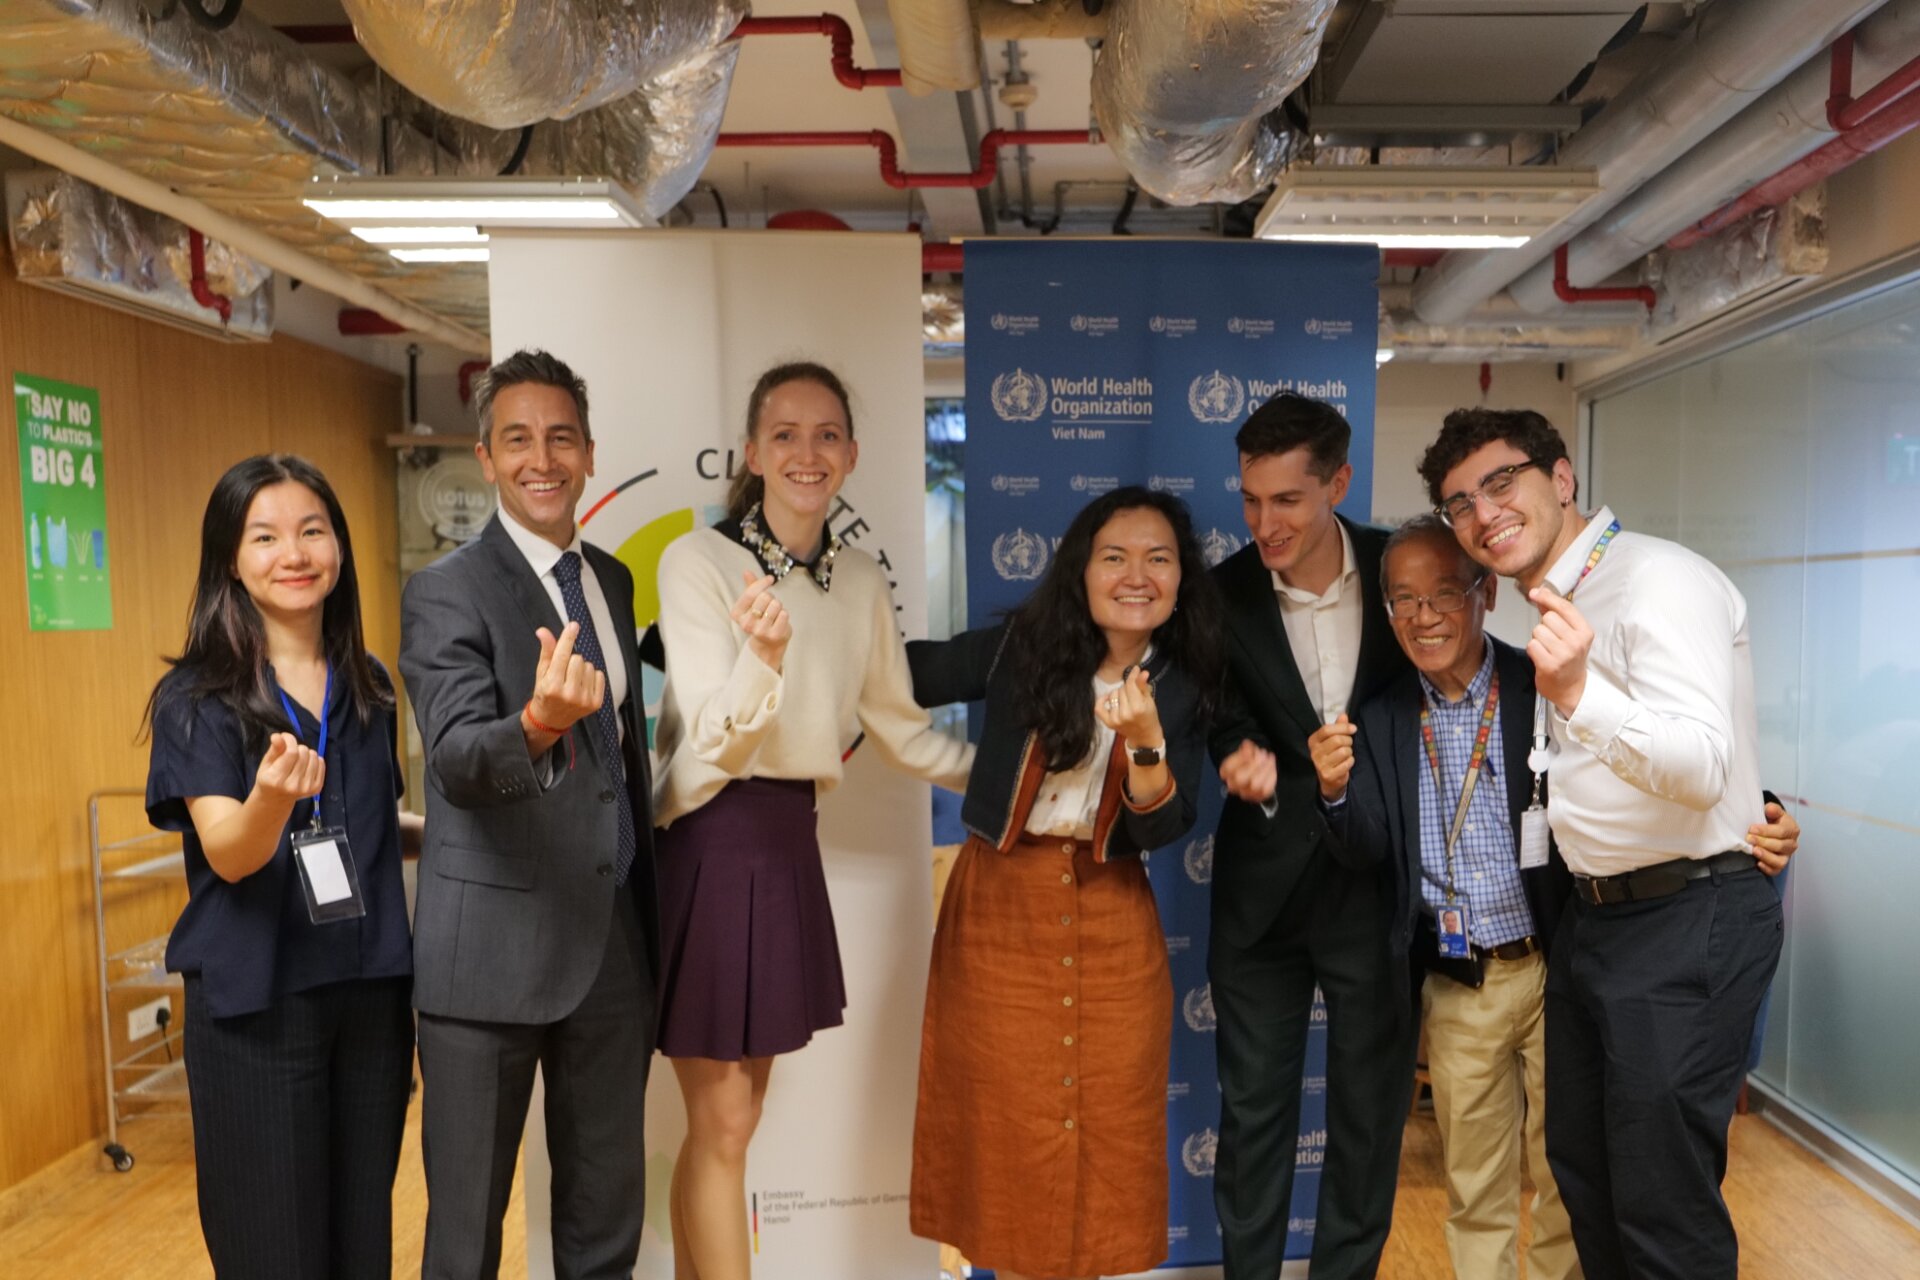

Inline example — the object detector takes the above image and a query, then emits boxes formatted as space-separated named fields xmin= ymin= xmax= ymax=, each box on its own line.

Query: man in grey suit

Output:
xmin=401 ymin=349 xmax=659 ymax=1280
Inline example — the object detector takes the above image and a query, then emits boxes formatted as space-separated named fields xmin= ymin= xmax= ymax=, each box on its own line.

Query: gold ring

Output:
xmin=752 ymin=607 xmax=766 ymax=618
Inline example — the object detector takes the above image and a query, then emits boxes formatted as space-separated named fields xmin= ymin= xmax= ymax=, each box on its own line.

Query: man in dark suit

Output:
xmin=1315 ymin=515 xmax=1579 ymax=1280
xmin=400 ymin=349 xmax=658 ymax=1280
xmin=1208 ymin=393 xmax=1413 ymax=1279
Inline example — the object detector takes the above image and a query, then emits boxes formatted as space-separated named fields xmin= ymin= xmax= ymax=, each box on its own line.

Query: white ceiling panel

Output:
xmin=1334 ymin=15 xmax=1631 ymax=104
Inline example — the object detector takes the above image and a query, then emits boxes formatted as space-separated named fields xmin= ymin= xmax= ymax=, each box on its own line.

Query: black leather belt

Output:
xmin=1572 ymin=850 xmax=1756 ymax=906
xmin=1481 ymin=935 xmax=1541 ymax=962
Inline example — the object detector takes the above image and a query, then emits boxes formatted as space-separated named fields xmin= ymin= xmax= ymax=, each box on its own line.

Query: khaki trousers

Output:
xmin=1422 ymin=949 xmax=1581 ymax=1280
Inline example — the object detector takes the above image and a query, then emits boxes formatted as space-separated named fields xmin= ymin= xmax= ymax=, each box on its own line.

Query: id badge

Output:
xmin=1436 ymin=902 xmax=1473 ymax=959
xmin=292 ymin=826 xmax=366 ymax=924
xmin=1519 ymin=805 xmax=1552 ymax=869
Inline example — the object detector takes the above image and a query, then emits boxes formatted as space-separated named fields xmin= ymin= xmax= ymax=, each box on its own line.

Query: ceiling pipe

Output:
xmin=1508 ymin=0 xmax=1920 ymax=315
xmin=1827 ymin=30 xmax=1920 ymax=128
xmin=974 ymin=0 xmax=1106 ymax=40
xmin=714 ymin=127 xmax=1096 ymax=189
xmin=187 ymin=230 xmax=234 ymax=325
xmin=730 ymin=16 xmax=902 ymax=89
xmin=1668 ymin=75 xmax=1920 ymax=251
xmin=0 ymin=111 xmax=490 ymax=355
xmin=923 ymin=243 xmax=965 ymax=273
xmin=888 ymin=0 xmax=982 ymax=93
xmin=1552 ymin=244 xmax=1655 ymax=311
xmin=1412 ymin=0 xmax=1888 ymax=325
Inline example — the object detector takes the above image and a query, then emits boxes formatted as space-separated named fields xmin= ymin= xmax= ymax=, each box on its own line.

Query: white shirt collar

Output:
xmin=1541 ymin=505 xmax=1619 ymax=597
xmin=497 ymin=508 xmax=584 ymax=580
xmin=1271 ymin=518 xmax=1358 ymax=606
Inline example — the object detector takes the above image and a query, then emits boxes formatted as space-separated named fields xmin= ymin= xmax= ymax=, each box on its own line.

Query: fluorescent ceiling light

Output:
xmin=1376 ymin=349 xmax=1395 ymax=365
xmin=1254 ymin=166 xmax=1600 ymax=251
xmin=390 ymin=247 xmax=492 ymax=264
xmin=350 ymin=225 xmax=489 ymax=245
xmin=303 ymin=177 xmax=649 ymax=231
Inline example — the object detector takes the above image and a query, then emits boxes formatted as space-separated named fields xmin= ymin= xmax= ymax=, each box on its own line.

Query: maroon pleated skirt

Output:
xmin=653 ymin=777 xmax=847 ymax=1060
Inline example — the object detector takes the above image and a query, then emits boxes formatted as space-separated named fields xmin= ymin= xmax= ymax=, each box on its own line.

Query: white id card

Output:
xmin=292 ymin=827 xmax=367 ymax=923
xmin=1519 ymin=806 xmax=1552 ymax=869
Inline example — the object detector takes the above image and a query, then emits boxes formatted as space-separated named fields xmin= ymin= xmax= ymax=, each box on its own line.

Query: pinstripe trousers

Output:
xmin=182 ymin=974 xmax=414 ymax=1279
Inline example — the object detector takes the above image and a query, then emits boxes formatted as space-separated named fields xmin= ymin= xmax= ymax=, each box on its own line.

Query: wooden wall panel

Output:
xmin=0 ymin=259 xmax=403 ymax=1190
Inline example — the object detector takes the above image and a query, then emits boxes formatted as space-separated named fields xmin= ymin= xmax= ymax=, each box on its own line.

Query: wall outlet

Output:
xmin=126 ymin=995 xmax=171 ymax=1042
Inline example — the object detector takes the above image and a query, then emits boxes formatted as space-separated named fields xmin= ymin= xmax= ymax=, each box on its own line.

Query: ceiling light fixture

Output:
xmin=1253 ymin=167 xmax=1600 ymax=251
xmin=304 ymin=177 xmax=649 ymax=232
xmin=349 ymin=226 xmax=490 ymax=245
xmin=389 ymin=247 xmax=492 ymax=264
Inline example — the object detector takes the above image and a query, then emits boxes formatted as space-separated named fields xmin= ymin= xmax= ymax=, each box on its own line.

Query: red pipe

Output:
xmin=922 ymin=243 xmax=965 ymax=274
xmin=715 ymin=127 xmax=1095 ymax=190
xmin=1671 ymin=63 xmax=1920 ymax=250
xmin=1825 ymin=31 xmax=1920 ymax=132
xmin=338 ymin=308 xmax=408 ymax=336
xmin=1382 ymin=248 xmax=1446 ymax=268
xmin=1553 ymin=243 xmax=1656 ymax=311
xmin=730 ymin=15 xmax=902 ymax=90
xmin=188 ymin=230 xmax=233 ymax=324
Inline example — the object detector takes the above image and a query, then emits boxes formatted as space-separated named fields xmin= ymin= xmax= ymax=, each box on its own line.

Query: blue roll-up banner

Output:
xmin=963 ymin=240 xmax=1378 ymax=1268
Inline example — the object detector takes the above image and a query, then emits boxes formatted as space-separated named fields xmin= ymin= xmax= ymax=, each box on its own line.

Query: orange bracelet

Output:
xmin=522 ymin=702 xmax=565 ymax=737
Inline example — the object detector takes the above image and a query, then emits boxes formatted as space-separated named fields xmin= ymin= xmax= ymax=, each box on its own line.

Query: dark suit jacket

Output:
xmin=400 ymin=515 xmax=659 ymax=1024
xmin=1206 ymin=517 xmax=1407 ymax=948
xmin=1326 ymin=636 xmax=1574 ymax=964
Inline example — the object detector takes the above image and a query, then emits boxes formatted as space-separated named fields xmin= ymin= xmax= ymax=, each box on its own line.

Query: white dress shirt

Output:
xmin=1273 ymin=519 xmax=1363 ymax=723
xmin=1024 ymin=662 xmax=1145 ymax=840
xmin=498 ymin=509 xmax=629 ymax=742
xmin=1540 ymin=506 xmax=1764 ymax=876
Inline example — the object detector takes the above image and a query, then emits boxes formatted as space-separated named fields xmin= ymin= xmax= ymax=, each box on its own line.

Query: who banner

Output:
xmin=15 ymin=373 xmax=109 ymax=631
xmin=963 ymin=240 xmax=1378 ymax=1268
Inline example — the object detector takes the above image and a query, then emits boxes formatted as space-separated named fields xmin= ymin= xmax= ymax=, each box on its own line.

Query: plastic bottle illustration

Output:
xmin=28 ymin=514 xmax=40 ymax=570
xmin=47 ymin=515 xmax=68 ymax=568
xmin=94 ymin=527 xmax=106 ymax=569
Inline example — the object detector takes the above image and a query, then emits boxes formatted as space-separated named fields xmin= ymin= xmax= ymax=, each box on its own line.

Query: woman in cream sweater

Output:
xmin=650 ymin=361 xmax=972 ymax=1280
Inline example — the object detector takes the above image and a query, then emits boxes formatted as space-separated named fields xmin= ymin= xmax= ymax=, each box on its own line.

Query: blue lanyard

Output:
xmin=276 ymin=664 xmax=332 ymax=829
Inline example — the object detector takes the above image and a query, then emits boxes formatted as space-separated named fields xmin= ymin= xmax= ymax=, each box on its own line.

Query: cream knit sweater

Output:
xmin=652 ymin=526 xmax=974 ymax=828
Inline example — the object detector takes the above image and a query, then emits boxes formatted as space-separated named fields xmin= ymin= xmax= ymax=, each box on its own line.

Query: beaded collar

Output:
xmin=738 ymin=502 xmax=841 ymax=592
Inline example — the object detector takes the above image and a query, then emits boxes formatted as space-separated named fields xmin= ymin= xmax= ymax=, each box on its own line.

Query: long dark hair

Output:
xmin=1004 ymin=487 xmax=1225 ymax=770
xmin=142 ymin=454 xmax=390 ymax=748
xmin=724 ymin=361 xmax=856 ymax=521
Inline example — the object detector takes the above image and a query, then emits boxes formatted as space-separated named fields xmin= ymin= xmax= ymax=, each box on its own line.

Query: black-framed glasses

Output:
xmin=1385 ymin=587 xmax=1480 ymax=620
xmin=1435 ymin=461 xmax=1547 ymax=527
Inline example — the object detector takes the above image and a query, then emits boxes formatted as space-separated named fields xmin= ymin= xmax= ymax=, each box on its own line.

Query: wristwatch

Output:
xmin=1130 ymin=743 xmax=1164 ymax=767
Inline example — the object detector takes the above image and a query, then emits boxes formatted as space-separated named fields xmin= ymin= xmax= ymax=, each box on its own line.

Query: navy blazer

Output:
xmin=907 ymin=624 xmax=1205 ymax=862
xmin=1326 ymin=635 xmax=1573 ymax=962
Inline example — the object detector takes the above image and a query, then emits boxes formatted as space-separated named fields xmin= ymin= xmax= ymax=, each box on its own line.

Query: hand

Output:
xmin=1747 ymin=801 xmax=1800 ymax=876
xmin=1095 ymin=666 xmax=1163 ymax=748
xmin=731 ymin=571 xmax=792 ymax=672
xmin=1218 ymin=739 xmax=1278 ymax=803
xmin=529 ymin=621 xmax=605 ymax=732
xmin=254 ymin=731 xmax=324 ymax=803
xmin=1527 ymin=587 xmax=1593 ymax=717
xmin=1308 ymin=714 xmax=1357 ymax=801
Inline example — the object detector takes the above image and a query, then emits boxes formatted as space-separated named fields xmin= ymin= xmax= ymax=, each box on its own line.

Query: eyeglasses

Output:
xmin=1385 ymin=586 xmax=1481 ymax=620
xmin=1435 ymin=461 xmax=1547 ymax=527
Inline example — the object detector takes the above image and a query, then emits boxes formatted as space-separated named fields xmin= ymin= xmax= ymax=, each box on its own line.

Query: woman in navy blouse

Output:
xmin=144 ymin=454 xmax=416 ymax=1278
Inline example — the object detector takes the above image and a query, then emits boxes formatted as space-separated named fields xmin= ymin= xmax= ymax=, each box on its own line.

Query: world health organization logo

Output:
xmin=1070 ymin=474 xmax=1088 ymax=491
xmin=1183 ymin=984 xmax=1217 ymax=1033
xmin=1069 ymin=314 xmax=1087 ymax=331
xmin=991 ymin=528 xmax=1050 ymax=581
xmin=990 ymin=368 xmax=1047 ymax=422
xmin=1305 ymin=317 xmax=1322 ymax=335
xmin=991 ymin=312 xmax=1009 ymax=330
xmin=1188 ymin=370 xmax=1245 ymax=424
xmin=1183 ymin=834 xmax=1215 ymax=884
xmin=1149 ymin=315 xmax=1166 ymax=332
xmin=1182 ymin=1128 xmax=1219 ymax=1176
xmin=1201 ymin=528 xmax=1244 ymax=567
xmin=1227 ymin=317 xmax=1245 ymax=334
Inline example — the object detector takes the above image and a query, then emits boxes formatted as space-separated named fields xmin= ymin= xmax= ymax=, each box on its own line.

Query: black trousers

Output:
xmin=1545 ymin=865 xmax=1783 ymax=1280
xmin=1210 ymin=851 xmax=1416 ymax=1280
xmin=417 ymin=886 xmax=655 ymax=1280
xmin=182 ymin=974 xmax=415 ymax=1280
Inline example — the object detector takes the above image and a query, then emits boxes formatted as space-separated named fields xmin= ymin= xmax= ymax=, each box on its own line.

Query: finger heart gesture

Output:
xmin=1095 ymin=666 xmax=1162 ymax=747
xmin=732 ymin=570 xmax=792 ymax=671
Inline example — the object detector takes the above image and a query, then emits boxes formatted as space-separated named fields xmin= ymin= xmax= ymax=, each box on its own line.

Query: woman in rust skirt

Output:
xmin=906 ymin=487 xmax=1227 ymax=1279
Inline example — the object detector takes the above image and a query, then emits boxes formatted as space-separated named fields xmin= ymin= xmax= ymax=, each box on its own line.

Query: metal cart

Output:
xmin=89 ymin=788 xmax=190 ymax=1172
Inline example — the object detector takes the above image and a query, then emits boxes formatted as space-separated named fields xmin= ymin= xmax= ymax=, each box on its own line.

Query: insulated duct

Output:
xmin=1410 ymin=0 xmax=1888 ymax=324
xmin=340 ymin=0 xmax=744 ymax=130
xmin=888 ymin=0 xmax=982 ymax=93
xmin=1648 ymin=186 xmax=1828 ymax=337
xmin=1090 ymin=0 xmax=1337 ymax=206
xmin=1509 ymin=0 xmax=1920 ymax=314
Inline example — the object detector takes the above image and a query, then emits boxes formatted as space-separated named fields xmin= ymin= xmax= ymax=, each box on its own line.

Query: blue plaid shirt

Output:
xmin=1417 ymin=647 xmax=1536 ymax=948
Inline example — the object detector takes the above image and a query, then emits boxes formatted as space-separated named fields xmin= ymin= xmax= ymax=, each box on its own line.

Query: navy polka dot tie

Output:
xmin=553 ymin=551 xmax=636 ymax=886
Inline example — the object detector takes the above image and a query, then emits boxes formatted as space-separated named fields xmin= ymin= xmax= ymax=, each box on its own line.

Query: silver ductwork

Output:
xmin=1090 ymin=0 xmax=1337 ymax=206
xmin=340 ymin=0 xmax=744 ymax=130
xmin=1508 ymin=0 xmax=1920 ymax=314
xmin=1411 ymin=0 xmax=1888 ymax=324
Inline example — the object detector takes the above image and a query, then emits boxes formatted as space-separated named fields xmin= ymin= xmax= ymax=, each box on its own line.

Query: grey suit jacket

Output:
xmin=400 ymin=514 xmax=659 ymax=1024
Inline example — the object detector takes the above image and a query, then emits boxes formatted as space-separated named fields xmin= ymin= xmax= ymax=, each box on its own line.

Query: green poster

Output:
xmin=15 ymin=373 xmax=111 ymax=631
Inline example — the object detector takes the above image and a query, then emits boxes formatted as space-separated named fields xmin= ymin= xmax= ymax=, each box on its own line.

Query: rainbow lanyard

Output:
xmin=1527 ymin=517 xmax=1623 ymax=801
xmin=1572 ymin=520 xmax=1622 ymax=595
xmin=1420 ymin=667 xmax=1500 ymax=904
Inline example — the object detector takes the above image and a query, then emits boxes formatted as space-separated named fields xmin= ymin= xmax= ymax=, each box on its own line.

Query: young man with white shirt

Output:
xmin=400 ymin=349 xmax=659 ymax=1279
xmin=1209 ymin=393 xmax=1415 ymax=1279
xmin=1418 ymin=407 xmax=1784 ymax=1280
